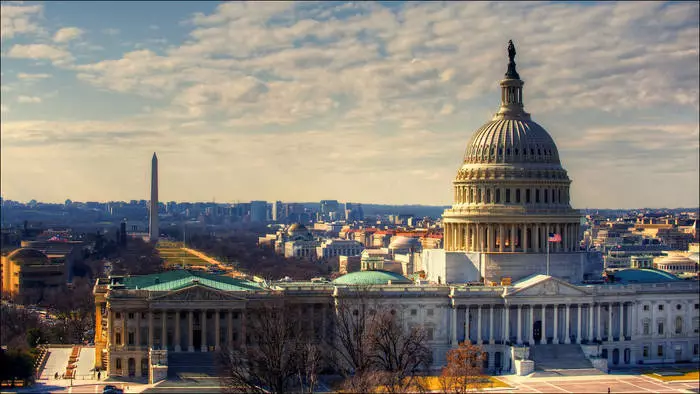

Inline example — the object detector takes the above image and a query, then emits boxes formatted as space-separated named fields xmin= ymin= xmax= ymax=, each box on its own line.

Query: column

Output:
xmin=619 ymin=302 xmax=625 ymax=341
xmin=175 ymin=311 xmax=181 ymax=351
xmin=240 ymin=310 xmax=247 ymax=350
xmin=534 ymin=224 xmax=540 ymax=252
xmin=487 ymin=226 xmax=493 ymax=252
xmin=504 ymin=306 xmax=510 ymax=343
xmin=553 ymin=305 xmax=559 ymax=344
xmin=523 ymin=224 xmax=528 ymax=253
xmin=188 ymin=310 xmax=194 ymax=352
xmin=528 ymin=306 xmax=534 ymax=344
xmin=541 ymin=305 xmax=547 ymax=344
xmin=451 ymin=307 xmax=457 ymax=345
xmin=607 ymin=302 xmax=613 ymax=342
xmin=596 ymin=304 xmax=601 ymax=341
xmin=201 ymin=310 xmax=207 ymax=352
xmin=136 ymin=311 xmax=141 ymax=347
xmin=517 ymin=305 xmax=522 ymax=345
xmin=477 ymin=305 xmax=483 ymax=344
xmin=161 ymin=311 xmax=168 ymax=350
xmin=510 ymin=224 xmax=516 ymax=252
xmin=588 ymin=304 xmax=594 ymax=342
xmin=577 ymin=304 xmax=582 ymax=344
xmin=489 ymin=305 xmax=494 ymax=344
xmin=148 ymin=311 xmax=154 ymax=349
xmin=215 ymin=309 xmax=221 ymax=350
xmin=556 ymin=224 xmax=562 ymax=252
xmin=108 ymin=309 xmax=115 ymax=347
xmin=498 ymin=224 xmax=504 ymax=252
xmin=565 ymin=304 xmax=571 ymax=344
xmin=465 ymin=306 xmax=470 ymax=343
xmin=227 ymin=310 xmax=233 ymax=348
xmin=122 ymin=311 xmax=127 ymax=346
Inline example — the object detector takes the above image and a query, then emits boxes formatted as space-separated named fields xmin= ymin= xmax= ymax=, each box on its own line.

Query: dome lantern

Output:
xmin=494 ymin=40 xmax=530 ymax=121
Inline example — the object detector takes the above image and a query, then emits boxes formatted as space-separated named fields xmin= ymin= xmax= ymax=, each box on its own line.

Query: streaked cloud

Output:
xmin=17 ymin=95 xmax=42 ymax=103
xmin=53 ymin=27 xmax=84 ymax=43
xmin=0 ymin=2 xmax=43 ymax=40
xmin=17 ymin=72 xmax=51 ymax=80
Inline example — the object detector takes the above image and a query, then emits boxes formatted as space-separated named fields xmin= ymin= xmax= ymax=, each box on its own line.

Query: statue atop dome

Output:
xmin=505 ymin=39 xmax=520 ymax=79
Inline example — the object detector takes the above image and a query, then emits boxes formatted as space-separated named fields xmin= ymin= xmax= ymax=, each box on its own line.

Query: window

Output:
xmin=643 ymin=320 xmax=650 ymax=335
xmin=694 ymin=317 xmax=699 ymax=333
xmin=495 ymin=189 xmax=501 ymax=203
xmin=695 ymin=304 xmax=699 ymax=310
xmin=535 ymin=189 xmax=540 ymax=203
xmin=506 ymin=189 xmax=511 ymax=203
xmin=115 ymin=312 xmax=121 ymax=319
xmin=411 ymin=309 xmax=417 ymax=316
xmin=658 ymin=304 xmax=664 ymax=311
xmin=128 ymin=332 xmax=135 ymax=345
xmin=675 ymin=316 xmax=683 ymax=334
xmin=526 ymin=189 xmax=531 ymax=203
xmin=544 ymin=189 xmax=549 ymax=203
xmin=694 ymin=344 xmax=699 ymax=356
xmin=643 ymin=305 xmax=650 ymax=311
xmin=486 ymin=189 xmax=491 ymax=203
xmin=657 ymin=345 xmax=664 ymax=357
xmin=643 ymin=346 xmax=649 ymax=358
xmin=658 ymin=322 xmax=664 ymax=335
xmin=115 ymin=333 xmax=122 ymax=345
xmin=469 ymin=189 xmax=474 ymax=203
xmin=515 ymin=189 xmax=521 ymax=203
xmin=427 ymin=309 xmax=434 ymax=317
xmin=141 ymin=312 xmax=147 ymax=319
xmin=128 ymin=313 xmax=135 ymax=320
xmin=115 ymin=358 xmax=122 ymax=370
xmin=426 ymin=327 xmax=434 ymax=341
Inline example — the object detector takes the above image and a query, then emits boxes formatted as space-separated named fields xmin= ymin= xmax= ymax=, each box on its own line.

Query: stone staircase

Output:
xmin=167 ymin=352 xmax=218 ymax=379
xmin=530 ymin=344 xmax=603 ymax=376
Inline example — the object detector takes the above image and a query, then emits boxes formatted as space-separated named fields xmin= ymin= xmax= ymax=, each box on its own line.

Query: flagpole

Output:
xmin=546 ymin=233 xmax=550 ymax=276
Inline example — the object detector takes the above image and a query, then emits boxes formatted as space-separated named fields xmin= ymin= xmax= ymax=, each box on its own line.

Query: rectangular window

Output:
xmin=410 ymin=309 xmax=417 ymax=316
xmin=505 ymin=189 xmax=511 ymax=203
xmin=128 ymin=332 xmax=135 ymax=345
xmin=695 ymin=304 xmax=699 ymax=310
xmin=694 ymin=318 xmax=699 ymax=333
xmin=694 ymin=344 xmax=699 ymax=355
xmin=643 ymin=322 xmax=650 ymax=335
xmin=658 ymin=322 xmax=664 ymax=335
xmin=115 ymin=312 xmax=121 ymax=319
xmin=516 ymin=189 xmax=521 ymax=203
xmin=426 ymin=327 xmax=434 ymax=341
xmin=535 ymin=189 xmax=540 ymax=203
xmin=643 ymin=305 xmax=649 ymax=311
xmin=128 ymin=312 xmax=135 ymax=320
xmin=658 ymin=304 xmax=664 ymax=311
xmin=657 ymin=345 xmax=663 ymax=357
xmin=526 ymin=189 xmax=530 ymax=203
xmin=643 ymin=346 xmax=649 ymax=358
xmin=427 ymin=309 xmax=434 ymax=317
xmin=115 ymin=333 xmax=122 ymax=345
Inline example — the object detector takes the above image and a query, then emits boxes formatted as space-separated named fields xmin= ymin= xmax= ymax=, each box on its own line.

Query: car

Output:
xmin=103 ymin=385 xmax=123 ymax=394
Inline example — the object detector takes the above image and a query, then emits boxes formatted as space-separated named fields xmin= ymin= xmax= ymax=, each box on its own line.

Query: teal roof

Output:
xmin=121 ymin=270 xmax=262 ymax=292
xmin=612 ymin=268 xmax=680 ymax=284
xmin=333 ymin=270 xmax=413 ymax=286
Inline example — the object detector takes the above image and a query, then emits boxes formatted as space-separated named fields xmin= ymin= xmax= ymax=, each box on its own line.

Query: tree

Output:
xmin=218 ymin=304 xmax=325 ymax=394
xmin=439 ymin=341 xmax=487 ymax=393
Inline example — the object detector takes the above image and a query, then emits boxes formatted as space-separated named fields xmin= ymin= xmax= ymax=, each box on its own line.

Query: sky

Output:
xmin=1 ymin=1 xmax=698 ymax=209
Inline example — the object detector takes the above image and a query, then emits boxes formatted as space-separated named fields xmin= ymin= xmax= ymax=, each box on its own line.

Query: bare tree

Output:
xmin=439 ymin=341 xmax=486 ymax=393
xmin=218 ymin=303 xmax=325 ymax=394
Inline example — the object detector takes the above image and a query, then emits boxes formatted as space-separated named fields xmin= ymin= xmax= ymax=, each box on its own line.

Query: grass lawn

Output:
xmin=157 ymin=244 xmax=212 ymax=267
xmin=644 ymin=370 xmax=699 ymax=381
xmin=359 ymin=375 xmax=512 ymax=392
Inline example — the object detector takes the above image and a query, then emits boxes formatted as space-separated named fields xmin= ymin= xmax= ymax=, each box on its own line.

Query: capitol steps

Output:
xmin=530 ymin=344 xmax=603 ymax=376
xmin=167 ymin=352 xmax=219 ymax=379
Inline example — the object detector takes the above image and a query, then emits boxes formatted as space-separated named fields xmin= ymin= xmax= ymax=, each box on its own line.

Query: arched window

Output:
xmin=642 ymin=319 xmax=650 ymax=335
xmin=116 ymin=358 xmax=122 ymax=370
xmin=486 ymin=189 xmax=491 ymax=203
xmin=477 ymin=188 xmax=482 ymax=203
xmin=506 ymin=189 xmax=511 ymax=203
xmin=544 ymin=189 xmax=549 ymax=203
xmin=496 ymin=189 xmax=501 ymax=203
xmin=516 ymin=189 xmax=521 ymax=203
xmin=526 ymin=189 xmax=531 ymax=203
xmin=469 ymin=189 xmax=474 ymax=203
xmin=535 ymin=189 xmax=540 ymax=203
xmin=676 ymin=317 xmax=683 ymax=334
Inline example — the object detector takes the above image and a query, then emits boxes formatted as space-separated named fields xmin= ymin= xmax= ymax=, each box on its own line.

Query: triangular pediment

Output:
xmin=152 ymin=284 xmax=247 ymax=302
xmin=506 ymin=275 xmax=589 ymax=297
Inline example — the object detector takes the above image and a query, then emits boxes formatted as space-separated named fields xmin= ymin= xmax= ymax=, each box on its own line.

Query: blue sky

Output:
xmin=1 ymin=1 xmax=698 ymax=208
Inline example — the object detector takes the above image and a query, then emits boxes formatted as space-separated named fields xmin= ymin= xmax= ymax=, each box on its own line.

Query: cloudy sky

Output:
xmin=1 ymin=1 xmax=698 ymax=209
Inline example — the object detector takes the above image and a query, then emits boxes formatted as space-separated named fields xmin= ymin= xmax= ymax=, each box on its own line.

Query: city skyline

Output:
xmin=1 ymin=1 xmax=698 ymax=208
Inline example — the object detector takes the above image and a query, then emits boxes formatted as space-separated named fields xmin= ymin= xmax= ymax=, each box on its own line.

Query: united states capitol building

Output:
xmin=93 ymin=42 xmax=699 ymax=381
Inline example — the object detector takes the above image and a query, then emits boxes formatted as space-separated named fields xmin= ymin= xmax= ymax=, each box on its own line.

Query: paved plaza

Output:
xmin=498 ymin=373 xmax=699 ymax=393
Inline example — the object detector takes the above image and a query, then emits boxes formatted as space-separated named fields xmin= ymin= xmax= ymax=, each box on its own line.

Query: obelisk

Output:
xmin=149 ymin=152 xmax=159 ymax=242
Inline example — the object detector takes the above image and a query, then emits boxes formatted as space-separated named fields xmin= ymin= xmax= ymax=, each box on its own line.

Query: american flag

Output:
xmin=548 ymin=233 xmax=562 ymax=242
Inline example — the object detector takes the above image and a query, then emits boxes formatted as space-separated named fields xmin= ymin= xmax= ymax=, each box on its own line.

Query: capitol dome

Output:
xmin=442 ymin=40 xmax=581 ymax=260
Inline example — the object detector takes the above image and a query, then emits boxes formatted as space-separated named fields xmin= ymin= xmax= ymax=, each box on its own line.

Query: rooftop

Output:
xmin=117 ymin=270 xmax=262 ymax=292
xmin=333 ymin=270 xmax=413 ymax=286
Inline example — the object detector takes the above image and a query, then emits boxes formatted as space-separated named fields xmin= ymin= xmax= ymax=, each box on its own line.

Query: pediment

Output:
xmin=152 ymin=284 xmax=246 ymax=302
xmin=507 ymin=276 xmax=589 ymax=298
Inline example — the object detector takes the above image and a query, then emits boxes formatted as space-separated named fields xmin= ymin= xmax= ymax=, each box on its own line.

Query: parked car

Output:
xmin=103 ymin=385 xmax=123 ymax=394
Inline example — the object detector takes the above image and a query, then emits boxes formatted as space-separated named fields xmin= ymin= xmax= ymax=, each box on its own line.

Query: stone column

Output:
xmin=465 ymin=306 xmax=470 ymax=343
xmin=227 ymin=310 xmax=233 ymax=348
xmin=489 ymin=305 xmax=494 ymax=344
xmin=188 ymin=310 xmax=194 ymax=352
xmin=175 ymin=311 xmax=181 ymax=352
xmin=498 ymin=224 xmax=504 ymax=252
xmin=487 ymin=226 xmax=493 ymax=252
xmin=577 ymin=304 xmax=582 ymax=344
xmin=108 ymin=309 xmax=115 ymax=347
xmin=504 ymin=306 xmax=510 ymax=343
xmin=517 ymin=305 xmax=522 ymax=345
xmin=477 ymin=305 xmax=483 ymax=344
xmin=451 ymin=307 xmax=457 ymax=345
xmin=215 ymin=310 xmax=221 ymax=350
xmin=529 ymin=306 xmax=534 ymax=344
xmin=607 ymin=302 xmax=613 ymax=342
xmin=136 ymin=311 xmax=141 ymax=347
xmin=240 ymin=311 xmax=247 ymax=350
xmin=541 ymin=304 xmax=547 ymax=344
xmin=122 ymin=311 xmax=127 ymax=346
xmin=596 ymin=304 xmax=601 ymax=341
xmin=510 ymin=224 xmax=516 ymax=252
xmin=201 ymin=310 xmax=208 ymax=352
xmin=148 ymin=311 xmax=154 ymax=349
xmin=565 ymin=304 xmax=571 ymax=344
xmin=588 ymin=304 xmax=594 ymax=342
xmin=161 ymin=311 xmax=168 ymax=350
xmin=534 ymin=224 xmax=540 ymax=252
xmin=619 ymin=302 xmax=625 ymax=341
xmin=553 ymin=305 xmax=559 ymax=344
xmin=665 ymin=301 xmax=671 ymax=339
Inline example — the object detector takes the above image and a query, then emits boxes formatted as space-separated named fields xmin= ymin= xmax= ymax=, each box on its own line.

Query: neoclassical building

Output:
xmin=94 ymin=42 xmax=699 ymax=382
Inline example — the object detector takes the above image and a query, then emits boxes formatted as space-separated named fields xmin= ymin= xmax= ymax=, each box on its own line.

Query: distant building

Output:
xmin=249 ymin=201 xmax=268 ymax=223
xmin=338 ymin=255 xmax=361 ymax=274
xmin=1 ymin=246 xmax=77 ymax=296
xmin=316 ymin=239 xmax=364 ymax=259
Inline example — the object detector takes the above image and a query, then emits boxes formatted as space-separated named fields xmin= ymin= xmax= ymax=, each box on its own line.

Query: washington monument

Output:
xmin=149 ymin=152 xmax=159 ymax=242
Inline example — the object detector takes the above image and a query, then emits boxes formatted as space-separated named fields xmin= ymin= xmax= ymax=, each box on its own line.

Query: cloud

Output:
xmin=101 ymin=28 xmax=120 ymax=36
xmin=17 ymin=72 xmax=51 ymax=80
xmin=0 ymin=3 xmax=42 ymax=40
xmin=6 ymin=43 xmax=73 ymax=65
xmin=17 ymin=95 xmax=42 ymax=103
xmin=53 ymin=27 xmax=84 ymax=43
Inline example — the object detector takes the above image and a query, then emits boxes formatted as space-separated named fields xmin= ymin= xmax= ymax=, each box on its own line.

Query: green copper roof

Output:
xmin=121 ymin=270 xmax=262 ymax=292
xmin=333 ymin=270 xmax=413 ymax=286
xmin=613 ymin=268 xmax=680 ymax=284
